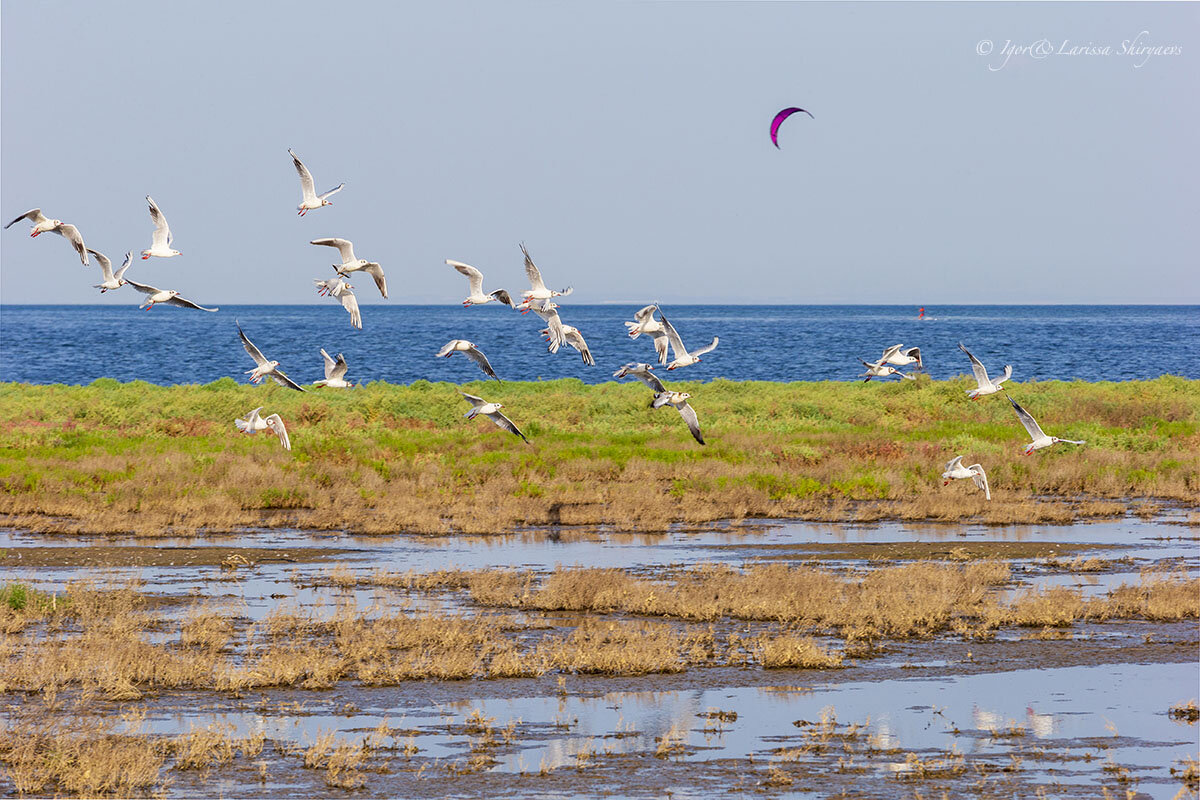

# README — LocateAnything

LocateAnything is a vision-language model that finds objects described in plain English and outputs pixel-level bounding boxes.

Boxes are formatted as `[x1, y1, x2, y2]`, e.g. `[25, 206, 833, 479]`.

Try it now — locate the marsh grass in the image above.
[1, 377, 1195, 534]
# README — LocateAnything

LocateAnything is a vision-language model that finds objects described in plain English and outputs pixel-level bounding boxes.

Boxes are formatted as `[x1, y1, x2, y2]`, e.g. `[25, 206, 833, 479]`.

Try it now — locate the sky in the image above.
[1, 1, 1196, 306]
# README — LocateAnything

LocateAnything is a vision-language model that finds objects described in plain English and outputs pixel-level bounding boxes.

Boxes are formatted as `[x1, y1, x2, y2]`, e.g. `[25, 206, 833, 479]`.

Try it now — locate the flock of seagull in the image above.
[5, 150, 1087, 499]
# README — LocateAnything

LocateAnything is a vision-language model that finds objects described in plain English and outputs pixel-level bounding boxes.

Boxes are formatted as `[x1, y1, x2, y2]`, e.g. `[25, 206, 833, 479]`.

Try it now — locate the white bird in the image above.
[959, 342, 1013, 400]
[4, 208, 88, 265]
[941, 456, 990, 500]
[313, 274, 362, 329]
[310, 238, 387, 298]
[141, 196, 181, 260]
[652, 391, 706, 445]
[459, 391, 528, 442]
[517, 243, 572, 311]
[859, 358, 915, 382]
[235, 406, 291, 450]
[659, 310, 718, 370]
[289, 149, 344, 216]
[125, 279, 218, 312]
[542, 324, 594, 366]
[1009, 396, 1085, 456]
[880, 344, 922, 368]
[236, 320, 306, 391]
[613, 362, 667, 394]
[447, 260, 514, 307]
[624, 304, 670, 365]
[436, 340, 500, 381]
[89, 249, 132, 293]
[313, 349, 353, 388]
[528, 299, 566, 352]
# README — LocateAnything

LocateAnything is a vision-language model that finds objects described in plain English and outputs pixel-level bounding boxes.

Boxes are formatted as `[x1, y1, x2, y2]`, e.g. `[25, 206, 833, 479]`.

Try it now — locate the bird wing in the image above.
[489, 289, 515, 308]
[676, 401, 705, 445]
[657, 311, 687, 358]
[320, 348, 337, 379]
[237, 321, 269, 367]
[55, 224, 88, 265]
[634, 367, 666, 393]
[969, 465, 989, 498]
[236, 406, 264, 433]
[650, 331, 670, 365]
[881, 344, 904, 361]
[465, 345, 500, 381]
[905, 347, 922, 366]
[146, 196, 172, 248]
[361, 263, 387, 298]
[692, 336, 719, 358]
[566, 329, 594, 366]
[448, 260, 484, 295]
[633, 304, 658, 323]
[340, 291, 361, 329]
[88, 249, 113, 281]
[1008, 396, 1046, 441]
[265, 414, 291, 450]
[944, 455, 963, 473]
[4, 208, 45, 229]
[310, 237, 355, 264]
[317, 183, 344, 201]
[125, 279, 163, 296]
[995, 365, 1013, 386]
[459, 391, 487, 408]
[165, 294, 218, 312]
[289, 149, 317, 203]
[958, 343, 989, 386]
[487, 410, 529, 442]
[435, 340, 456, 358]
[331, 353, 349, 380]
[114, 252, 133, 281]
[270, 369, 307, 392]
[520, 243, 546, 291]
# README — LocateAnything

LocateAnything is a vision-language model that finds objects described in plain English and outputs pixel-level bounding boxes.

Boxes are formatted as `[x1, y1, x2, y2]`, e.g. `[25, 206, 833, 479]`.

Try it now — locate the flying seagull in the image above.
[289, 149, 344, 216]
[437, 340, 501, 381]
[542, 324, 594, 366]
[527, 299, 566, 352]
[310, 237, 387, 298]
[660, 310, 718, 370]
[313, 349, 353, 388]
[236, 320, 306, 391]
[625, 304, 670, 365]
[614, 363, 705, 444]
[942, 455, 990, 500]
[4, 208, 88, 265]
[959, 342, 1013, 400]
[517, 243, 572, 311]
[1009, 396, 1085, 456]
[880, 344, 922, 369]
[613, 362, 667, 395]
[313, 274, 362, 329]
[89, 249, 132, 293]
[141, 196, 181, 259]
[459, 391, 528, 443]
[447, 260, 514, 307]
[235, 407, 291, 450]
[125, 279, 218, 311]
[859, 359, 915, 382]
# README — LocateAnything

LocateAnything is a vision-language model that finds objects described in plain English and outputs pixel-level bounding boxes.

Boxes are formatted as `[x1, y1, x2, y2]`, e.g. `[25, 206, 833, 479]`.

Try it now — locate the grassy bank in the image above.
[0, 376, 1196, 534]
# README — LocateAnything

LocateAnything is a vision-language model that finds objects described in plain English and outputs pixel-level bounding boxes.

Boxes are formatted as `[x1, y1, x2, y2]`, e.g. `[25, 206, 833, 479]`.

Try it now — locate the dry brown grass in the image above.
[1169, 700, 1199, 723]
[755, 634, 845, 669]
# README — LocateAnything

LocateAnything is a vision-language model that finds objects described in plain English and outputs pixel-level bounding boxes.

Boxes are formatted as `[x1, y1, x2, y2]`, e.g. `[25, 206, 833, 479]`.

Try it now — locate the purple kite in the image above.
[770, 107, 814, 149]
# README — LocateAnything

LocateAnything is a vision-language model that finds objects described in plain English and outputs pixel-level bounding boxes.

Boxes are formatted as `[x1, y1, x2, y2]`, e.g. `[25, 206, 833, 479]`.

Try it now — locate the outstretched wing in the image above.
[458, 391, 487, 408]
[270, 369, 307, 392]
[657, 311, 687, 358]
[125, 279, 163, 296]
[944, 455, 964, 473]
[958, 342, 989, 386]
[465, 345, 500, 382]
[320, 348, 337, 379]
[565, 329, 594, 366]
[4, 208, 45, 229]
[1008, 396, 1046, 441]
[448, 260, 484, 295]
[237, 321, 269, 366]
[165, 294, 218, 312]
[317, 183, 344, 201]
[969, 465, 989, 499]
[330, 352, 349, 380]
[146, 196, 172, 248]
[310, 237, 356, 264]
[113, 252, 133, 281]
[87, 248, 113, 280]
[289, 149, 317, 203]
[633, 304, 659, 323]
[265, 414, 291, 450]
[676, 401, 705, 445]
[55, 224, 89, 265]
[487, 410, 529, 443]
[650, 331, 670, 365]
[489, 289, 514, 308]
[340, 291, 361, 329]
[363, 262, 388, 298]
[692, 337, 719, 358]
[520, 243, 546, 291]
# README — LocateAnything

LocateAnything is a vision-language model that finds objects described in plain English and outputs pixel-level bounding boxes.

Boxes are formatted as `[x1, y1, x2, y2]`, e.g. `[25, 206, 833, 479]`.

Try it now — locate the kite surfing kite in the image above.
[770, 107, 814, 148]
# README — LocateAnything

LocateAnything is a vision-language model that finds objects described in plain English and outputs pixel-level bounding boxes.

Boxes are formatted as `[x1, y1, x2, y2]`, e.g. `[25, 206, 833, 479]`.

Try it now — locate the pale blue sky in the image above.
[1, 1, 1196, 305]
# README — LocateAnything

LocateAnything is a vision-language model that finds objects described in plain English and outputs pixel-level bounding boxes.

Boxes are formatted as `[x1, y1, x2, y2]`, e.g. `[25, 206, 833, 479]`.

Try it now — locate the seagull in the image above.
[436, 340, 500, 381]
[310, 238, 387, 298]
[880, 344, 922, 369]
[528, 299, 566, 352]
[125, 279, 218, 311]
[613, 362, 667, 394]
[859, 359, 915, 382]
[652, 391, 706, 445]
[541, 324, 594, 365]
[959, 343, 1012, 400]
[141, 196, 181, 259]
[624, 304, 670, 365]
[313, 274, 361, 329]
[447, 260, 514, 307]
[236, 320, 306, 391]
[235, 406, 291, 450]
[942, 456, 990, 500]
[1009, 396, 1085, 456]
[313, 349, 353, 388]
[289, 149, 344, 216]
[517, 243, 572, 311]
[459, 391, 528, 443]
[659, 310, 718, 370]
[89, 249, 132, 293]
[4, 208, 88, 265]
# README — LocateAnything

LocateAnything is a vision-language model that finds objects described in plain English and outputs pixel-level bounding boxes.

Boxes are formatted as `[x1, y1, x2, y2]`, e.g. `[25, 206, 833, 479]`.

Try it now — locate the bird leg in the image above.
[297, 209, 306, 217]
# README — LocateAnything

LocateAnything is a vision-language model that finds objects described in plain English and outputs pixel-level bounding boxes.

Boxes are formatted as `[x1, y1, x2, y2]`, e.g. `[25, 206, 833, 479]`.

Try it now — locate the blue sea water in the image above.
[0, 304, 1195, 386]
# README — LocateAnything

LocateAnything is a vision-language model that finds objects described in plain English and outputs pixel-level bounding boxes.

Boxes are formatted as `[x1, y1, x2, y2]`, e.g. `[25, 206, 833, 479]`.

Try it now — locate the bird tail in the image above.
[235, 418, 251, 433]
[624, 321, 640, 338]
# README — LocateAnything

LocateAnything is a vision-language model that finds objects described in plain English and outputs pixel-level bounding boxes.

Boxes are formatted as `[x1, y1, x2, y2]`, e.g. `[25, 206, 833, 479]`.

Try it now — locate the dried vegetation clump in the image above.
[0, 376, 1195, 534]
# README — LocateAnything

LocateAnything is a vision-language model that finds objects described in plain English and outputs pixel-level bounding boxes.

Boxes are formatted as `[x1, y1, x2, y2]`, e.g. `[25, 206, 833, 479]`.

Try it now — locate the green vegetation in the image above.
[0, 376, 1196, 534]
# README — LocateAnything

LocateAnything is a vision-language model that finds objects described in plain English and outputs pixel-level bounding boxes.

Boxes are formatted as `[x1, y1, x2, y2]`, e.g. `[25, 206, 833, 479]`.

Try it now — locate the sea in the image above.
[0, 305, 1195, 386]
